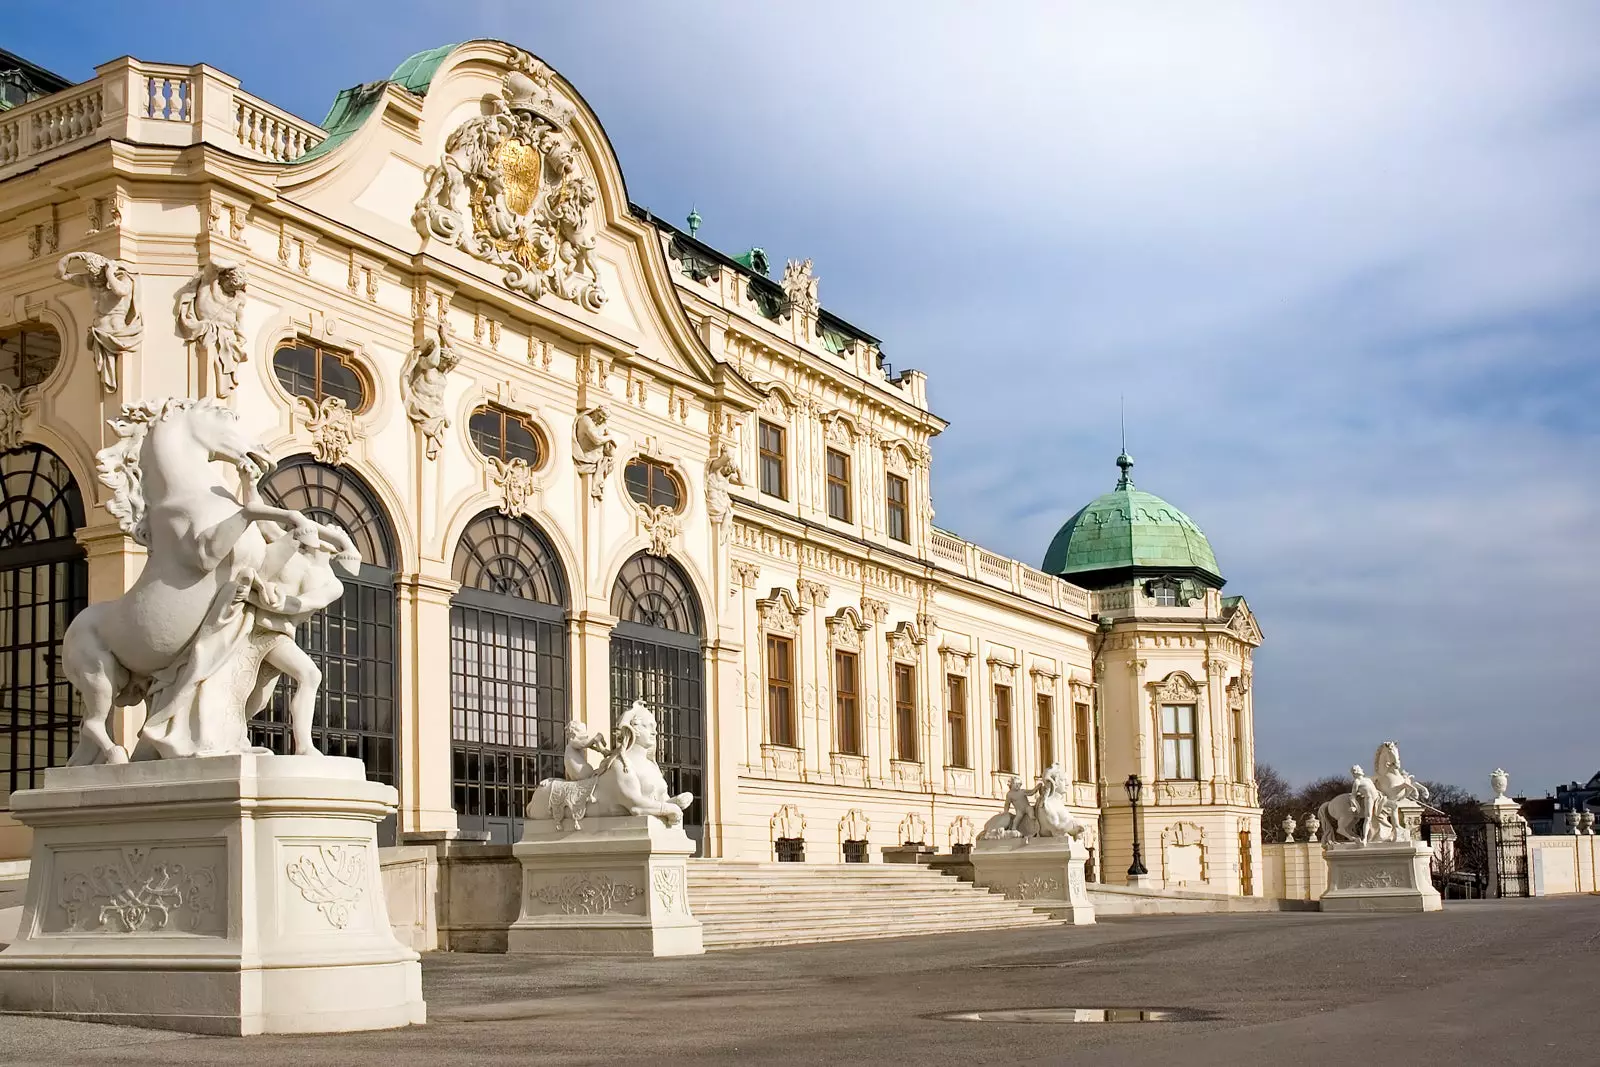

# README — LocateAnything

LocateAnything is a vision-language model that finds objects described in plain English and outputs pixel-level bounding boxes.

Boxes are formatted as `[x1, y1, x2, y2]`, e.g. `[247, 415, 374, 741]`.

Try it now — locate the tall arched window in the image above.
[450, 511, 569, 843]
[0, 446, 86, 797]
[609, 552, 705, 851]
[253, 458, 398, 821]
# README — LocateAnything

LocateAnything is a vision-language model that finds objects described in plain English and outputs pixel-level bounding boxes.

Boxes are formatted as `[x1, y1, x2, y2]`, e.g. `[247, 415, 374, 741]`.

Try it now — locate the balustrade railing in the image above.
[927, 526, 1091, 616]
[0, 57, 324, 178]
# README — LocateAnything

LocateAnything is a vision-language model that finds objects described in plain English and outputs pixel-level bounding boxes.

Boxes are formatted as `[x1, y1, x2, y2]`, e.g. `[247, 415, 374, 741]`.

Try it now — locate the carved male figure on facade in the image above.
[704, 443, 744, 527]
[780, 258, 819, 317]
[176, 262, 249, 398]
[572, 404, 615, 498]
[58, 251, 142, 392]
[402, 318, 460, 460]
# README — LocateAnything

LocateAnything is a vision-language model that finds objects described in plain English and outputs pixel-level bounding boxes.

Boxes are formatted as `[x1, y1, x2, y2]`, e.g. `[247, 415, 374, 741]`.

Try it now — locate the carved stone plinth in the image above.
[0, 755, 425, 1034]
[1320, 840, 1442, 913]
[508, 815, 703, 956]
[971, 835, 1096, 925]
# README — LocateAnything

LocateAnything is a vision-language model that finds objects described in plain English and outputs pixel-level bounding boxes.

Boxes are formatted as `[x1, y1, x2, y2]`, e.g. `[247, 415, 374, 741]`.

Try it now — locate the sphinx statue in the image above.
[525, 701, 694, 829]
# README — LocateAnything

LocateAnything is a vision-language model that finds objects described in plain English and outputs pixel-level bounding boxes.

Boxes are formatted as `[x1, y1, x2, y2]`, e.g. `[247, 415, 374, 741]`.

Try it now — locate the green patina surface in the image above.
[296, 42, 460, 163]
[1042, 453, 1223, 585]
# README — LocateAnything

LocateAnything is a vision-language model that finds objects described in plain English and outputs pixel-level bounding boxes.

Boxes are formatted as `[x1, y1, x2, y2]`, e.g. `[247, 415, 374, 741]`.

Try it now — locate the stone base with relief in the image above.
[1320, 840, 1442, 913]
[972, 835, 1096, 925]
[508, 815, 703, 956]
[0, 755, 426, 1035]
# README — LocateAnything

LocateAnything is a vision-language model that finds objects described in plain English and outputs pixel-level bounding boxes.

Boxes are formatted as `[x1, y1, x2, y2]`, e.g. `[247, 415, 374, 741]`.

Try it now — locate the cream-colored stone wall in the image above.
[0, 39, 1264, 885]
[1527, 834, 1600, 896]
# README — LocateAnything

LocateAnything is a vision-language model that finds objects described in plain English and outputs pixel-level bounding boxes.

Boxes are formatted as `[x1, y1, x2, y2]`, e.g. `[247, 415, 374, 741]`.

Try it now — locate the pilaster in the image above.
[395, 572, 459, 835]
[74, 521, 147, 749]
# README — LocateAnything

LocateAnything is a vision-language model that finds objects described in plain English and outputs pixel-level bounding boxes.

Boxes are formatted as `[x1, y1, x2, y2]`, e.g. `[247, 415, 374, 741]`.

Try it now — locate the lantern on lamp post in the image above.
[1125, 773, 1148, 879]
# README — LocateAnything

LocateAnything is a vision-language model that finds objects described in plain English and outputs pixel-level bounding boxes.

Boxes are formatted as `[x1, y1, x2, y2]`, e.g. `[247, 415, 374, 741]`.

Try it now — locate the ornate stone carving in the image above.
[949, 816, 976, 848]
[1282, 815, 1298, 842]
[526, 701, 695, 828]
[988, 657, 1016, 687]
[1160, 821, 1209, 885]
[284, 844, 368, 929]
[827, 608, 867, 651]
[67, 399, 361, 765]
[642, 504, 681, 558]
[296, 395, 358, 465]
[1490, 768, 1509, 800]
[402, 319, 459, 460]
[58, 847, 218, 934]
[704, 444, 744, 527]
[1148, 671, 1202, 705]
[0, 384, 37, 452]
[730, 559, 761, 589]
[532, 874, 641, 915]
[1315, 741, 1430, 846]
[939, 646, 972, 674]
[176, 262, 249, 398]
[887, 622, 921, 662]
[1007, 875, 1062, 901]
[413, 50, 606, 310]
[57, 252, 142, 392]
[839, 808, 870, 842]
[572, 405, 616, 499]
[489, 456, 539, 518]
[861, 597, 889, 625]
[758, 589, 803, 635]
[797, 578, 830, 607]
[979, 765, 1086, 842]
[653, 867, 685, 913]
[780, 258, 819, 317]
[772, 803, 806, 841]
[898, 812, 929, 845]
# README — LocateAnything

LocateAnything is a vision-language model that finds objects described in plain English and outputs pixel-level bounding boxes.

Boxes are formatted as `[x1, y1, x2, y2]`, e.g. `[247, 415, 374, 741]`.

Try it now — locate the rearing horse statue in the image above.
[63, 398, 321, 764]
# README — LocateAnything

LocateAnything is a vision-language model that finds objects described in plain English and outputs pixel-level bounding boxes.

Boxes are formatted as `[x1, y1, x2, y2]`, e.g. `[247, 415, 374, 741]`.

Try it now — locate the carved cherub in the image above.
[572, 404, 616, 499]
[561, 720, 612, 781]
[176, 262, 249, 398]
[403, 319, 459, 460]
[58, 252, 143, 392]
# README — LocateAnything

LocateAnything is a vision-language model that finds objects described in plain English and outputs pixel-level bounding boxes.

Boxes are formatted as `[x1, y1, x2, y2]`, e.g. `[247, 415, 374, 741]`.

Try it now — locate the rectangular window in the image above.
[1160, 703, 1197, 780]
[994, 684, 1013, 773]
[1074, 701, 1093, 783]
[946, 674, 969, 768]
[1232, 707, 1245, 781]
[894, 663, 918, 762]
[759, 420, 787, 499]
[886, 474, 909, 542]
[826, 448, 852, 522]
[766, 634, 795, 747]
[834, 649, 861, 756]
[1037, 694, 1054, 772]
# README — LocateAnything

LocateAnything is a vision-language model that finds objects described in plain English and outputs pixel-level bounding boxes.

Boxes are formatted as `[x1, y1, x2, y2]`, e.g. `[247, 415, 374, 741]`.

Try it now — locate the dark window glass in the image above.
[835, 649, 860, 755]
[946, 674, 969, 768]
[469, 406, 541, 466]
[1074, 701, 1094, 782]
[1150, 580, 1179, 607]
[624, 458, 683, 511]
[767, 634, 795, 747]
[1160, 704, 1198, 780]
[886, 474, 909, 542]
[826, 449, 852, 522]
[272, 340, 368, 410]
[0, 324, 61, 390]
[1037, 694, 1054, 773]
[994, 684, 1013, 773]
[894, 662, 918, 762]
[759, 420, 786, 499]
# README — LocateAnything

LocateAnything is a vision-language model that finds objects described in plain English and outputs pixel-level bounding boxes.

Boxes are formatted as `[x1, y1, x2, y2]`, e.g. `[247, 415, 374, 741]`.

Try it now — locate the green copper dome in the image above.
[1042, 453, 1224, 589]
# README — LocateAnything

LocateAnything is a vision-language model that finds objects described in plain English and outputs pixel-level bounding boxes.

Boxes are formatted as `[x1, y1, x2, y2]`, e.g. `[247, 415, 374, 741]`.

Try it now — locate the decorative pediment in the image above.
[1225, 598, 1263, 646]
[1029, 666, 1059, 696]
[820, 409, 857, 449]
[887, 621, 923, 662]
[757, 587, 805, 635]
[827, 607, 870, 651]
[1147, 671, 1202, 705]
[987, 655, 1017, 687]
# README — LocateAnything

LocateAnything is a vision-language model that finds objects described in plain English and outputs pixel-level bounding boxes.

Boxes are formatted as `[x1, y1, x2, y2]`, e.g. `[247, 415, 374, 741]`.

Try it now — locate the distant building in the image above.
[0, 47, 70, 112]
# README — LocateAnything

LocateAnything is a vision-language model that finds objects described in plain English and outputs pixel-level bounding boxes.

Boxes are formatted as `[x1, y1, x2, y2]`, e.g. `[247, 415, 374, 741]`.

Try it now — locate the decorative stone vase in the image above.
[1490, 768, 1509, 801]
[971, 835, 1095, 925]
[1566, 810, 1582, 835]
[1581, 812, 1595, 836]
[0, 755, 425, 1034]
[1281, 816, 1298, 843]
[508, 815, 703, 956]
[1304, 814, 1321, 840]
[1320, 840, 1442, 914]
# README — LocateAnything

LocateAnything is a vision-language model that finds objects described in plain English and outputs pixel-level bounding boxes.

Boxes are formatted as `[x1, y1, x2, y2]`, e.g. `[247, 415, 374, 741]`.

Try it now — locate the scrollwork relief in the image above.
[532, 874, 641, 915]
[284, 843, 368, 929]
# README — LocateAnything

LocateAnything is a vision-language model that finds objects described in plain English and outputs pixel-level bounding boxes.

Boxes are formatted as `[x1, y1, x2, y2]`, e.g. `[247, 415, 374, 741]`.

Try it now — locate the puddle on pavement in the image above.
[973, 960, 1090, 970]
[931, 1007, 1217, 1024]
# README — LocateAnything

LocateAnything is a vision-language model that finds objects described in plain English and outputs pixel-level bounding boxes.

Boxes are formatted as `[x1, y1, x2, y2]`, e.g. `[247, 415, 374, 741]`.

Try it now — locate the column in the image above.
[704, 639, 743, 858]
[395, 573, 459, 837]
[571, 610, 618, 732]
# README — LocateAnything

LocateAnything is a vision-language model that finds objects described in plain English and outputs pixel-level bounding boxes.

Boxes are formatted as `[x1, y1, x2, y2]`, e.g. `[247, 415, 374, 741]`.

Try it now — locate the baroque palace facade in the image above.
[0, 40, 1264, 893]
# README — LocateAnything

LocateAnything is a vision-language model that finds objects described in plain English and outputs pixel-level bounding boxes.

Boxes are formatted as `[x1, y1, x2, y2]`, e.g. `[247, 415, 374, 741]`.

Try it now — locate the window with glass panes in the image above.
[0, 323, 61, 389]
[272, 339, 368, 410]
[624, 457, 682, 511]
[994, 684, 1013, 773]
[468, 406, 542, 465]
[766, 634, 795, 746]
[1232, 706, 1245, 781]
[1074, 701, 1093, 782]
[1036, 694, 1054, 772]
[834, 649, 860, 755]
[758, 420, 786, 499]
[946, 673, 969, 768]
[1149, 580, 1179, 606]
[1160, 703, 1198, 779]
[886, 474, 909, 542]
[894, 662, 917, 761]
[825, 448, 852, 522]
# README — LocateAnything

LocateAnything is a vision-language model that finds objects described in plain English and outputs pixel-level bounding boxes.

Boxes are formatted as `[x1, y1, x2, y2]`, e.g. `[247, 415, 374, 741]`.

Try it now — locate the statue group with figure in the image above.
[62, 397, 360, 765]
[980, 763, 1087, 842]
[1317, 741, 1431, 845]
[525, 700, 695, 831]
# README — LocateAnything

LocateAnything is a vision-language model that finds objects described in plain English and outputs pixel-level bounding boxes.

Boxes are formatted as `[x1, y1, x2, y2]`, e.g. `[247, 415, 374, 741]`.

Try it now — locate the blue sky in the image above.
[7, 3, 1598, 796]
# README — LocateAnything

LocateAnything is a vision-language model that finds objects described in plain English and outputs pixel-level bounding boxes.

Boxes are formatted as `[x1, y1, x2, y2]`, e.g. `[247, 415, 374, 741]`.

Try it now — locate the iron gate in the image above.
[1432, 810, 1527, 899]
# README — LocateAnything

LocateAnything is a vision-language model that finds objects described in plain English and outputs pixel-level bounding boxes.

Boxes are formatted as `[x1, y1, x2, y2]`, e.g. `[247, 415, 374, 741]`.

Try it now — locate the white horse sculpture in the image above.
[62, 399, 331, 764]
[526, 701, 694, 829]
[1317, 742, 1430, 845]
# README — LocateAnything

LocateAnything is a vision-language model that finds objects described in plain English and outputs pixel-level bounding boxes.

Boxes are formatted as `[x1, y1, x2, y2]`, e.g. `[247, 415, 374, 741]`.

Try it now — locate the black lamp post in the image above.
[1125, 773, 1148, 878]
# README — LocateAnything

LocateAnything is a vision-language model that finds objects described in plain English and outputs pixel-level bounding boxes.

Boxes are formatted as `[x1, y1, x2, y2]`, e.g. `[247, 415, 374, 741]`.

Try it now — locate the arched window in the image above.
[272, 339, 370, 411]
[468, 405, 542, 466]
[253, 457, 398, 821]
[0, 322, 62, 389]
[0, 446, 86, 796]
[623, 457, 683, 511]
[450, 511, 569, 844]
[609, 552, 705, 851]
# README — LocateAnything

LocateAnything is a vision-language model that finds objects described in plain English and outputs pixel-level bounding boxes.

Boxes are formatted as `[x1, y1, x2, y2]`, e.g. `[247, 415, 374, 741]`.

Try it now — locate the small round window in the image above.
[272, 340, 369, 411]
[624, 457, 682, 511]
[469, 405, 543, 466]
[0, 323, 62, 390]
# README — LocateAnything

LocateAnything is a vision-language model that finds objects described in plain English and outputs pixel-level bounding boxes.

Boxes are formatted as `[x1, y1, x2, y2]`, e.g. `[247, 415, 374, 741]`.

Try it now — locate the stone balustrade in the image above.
[0, 57, 324, 180]
[927, 526, 1092, 617]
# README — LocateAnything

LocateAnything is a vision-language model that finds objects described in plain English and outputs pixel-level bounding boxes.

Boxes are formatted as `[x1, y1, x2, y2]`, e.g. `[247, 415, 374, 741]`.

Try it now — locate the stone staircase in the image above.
[686, 860, 1056, 951]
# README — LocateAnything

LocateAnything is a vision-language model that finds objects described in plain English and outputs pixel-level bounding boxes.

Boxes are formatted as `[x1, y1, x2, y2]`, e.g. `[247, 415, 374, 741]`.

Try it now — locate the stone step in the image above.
[693, 899, 1040, 922]
[700, 915, 1051, 950]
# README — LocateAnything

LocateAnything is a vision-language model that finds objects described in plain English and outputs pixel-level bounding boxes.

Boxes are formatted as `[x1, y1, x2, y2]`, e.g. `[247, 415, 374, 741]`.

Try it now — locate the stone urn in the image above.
[1565, 809, 1581, 835]
[1304, 813, 1321, 840]
[1582, 811, 1596, 836]
[1281, 815, 1297, 842]
[1490, 768, 1509, 800]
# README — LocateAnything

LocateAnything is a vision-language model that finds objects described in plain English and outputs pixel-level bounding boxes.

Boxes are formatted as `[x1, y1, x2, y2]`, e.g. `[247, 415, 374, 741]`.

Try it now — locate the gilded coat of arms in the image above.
[415, 50, 606, 311]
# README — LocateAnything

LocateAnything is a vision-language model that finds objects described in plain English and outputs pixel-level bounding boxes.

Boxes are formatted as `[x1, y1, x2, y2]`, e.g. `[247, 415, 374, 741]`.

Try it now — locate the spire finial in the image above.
[687, 205, 702, 237]
[1116, 394, 1134, 489]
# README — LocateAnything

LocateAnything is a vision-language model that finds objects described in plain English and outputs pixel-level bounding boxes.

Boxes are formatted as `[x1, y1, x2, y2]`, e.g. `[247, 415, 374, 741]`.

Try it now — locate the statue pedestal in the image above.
[1320, 840, 1442, 913]
[508, 815, 703, 956]
[971, 835, 1096, 925]
[0, 755, 425, 1035]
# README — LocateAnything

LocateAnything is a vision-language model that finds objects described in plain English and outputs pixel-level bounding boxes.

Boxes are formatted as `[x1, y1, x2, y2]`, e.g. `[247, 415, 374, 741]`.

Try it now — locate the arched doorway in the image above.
[252, 457, 398, 805]
[608, 552, 705, 851]
[0, 446, 86, 796]
[450, 510, 569, 844]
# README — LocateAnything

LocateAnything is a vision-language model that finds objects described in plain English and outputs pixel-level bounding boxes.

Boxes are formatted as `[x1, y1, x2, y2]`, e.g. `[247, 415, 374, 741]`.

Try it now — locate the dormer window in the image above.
[1148, 579, 1180, 607]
